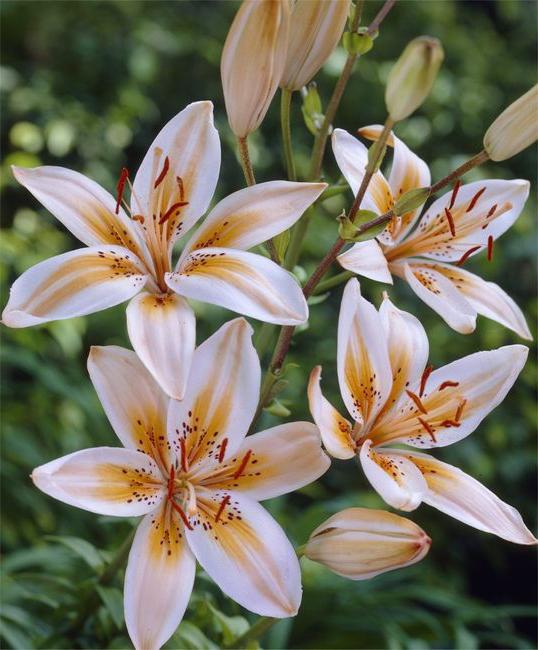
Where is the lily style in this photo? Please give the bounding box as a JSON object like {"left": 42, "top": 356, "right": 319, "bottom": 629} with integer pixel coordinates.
{"left": 308, "top": 279, "right": 536, "bottom": 545}
{"left": 2, "top": 101, "right": 326, "bottom": 399}
{"left": 332, "top": 125, "right": 532, "bottom": 339}
{"left": 32, "top": 318, "right": 330, "bottom": 650}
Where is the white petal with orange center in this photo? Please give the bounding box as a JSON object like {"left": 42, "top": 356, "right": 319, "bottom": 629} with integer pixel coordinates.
{"left": 337, "top": 279, "right": 392, "bottom": 426}
{"left": 168, "top": 248, "right": 308, "bottom": 325}
{"left": 167, "top": 318, "right": 260, "bottom": 469}
{"left": 180, "top": 180, "right": 326, "bottom": 260}
{"left": 125, "top": 501, "right": 196, "bottom": 650}
{"left": 2, "top": 246, "right": 147, "bottom": 327}
{"left": 186, "top": 490, "right": 301, "bottom": 617}
{"left": 131, "top": 101, "right": 220, "bottom": 245}
{"left": 32, "top": 447, "right": 164, "bottom": 516}
{"left": 337, "top": 240, "right": 393, "bottom": 283}
{"left": 87, "top": 346, "right": 171, "bottom": 472}
{"left": 359, "top": 440, "right": 427, "bottom": 512}
{"left": 383, "top": 345, "right": 528, "bottom": 450}
{"left": 127, "top": 291, "right": 196, "bottom": 400}
{"left": 11, "top": 165, "right": 150, "bottom": 262}
{"left": 307, "top": 366, "right": 356, "bottom": 459}
{"left": 405, "top": 451, "right": 537, "bottom": 545}
{"left": 331, "top": 129, "right": 393, "bottom": 215}
{"left": 197, "top": 421, "right": 330, "bottom": 500}
{"left": 425, "top": 262, "right": 532, "bottom": 340}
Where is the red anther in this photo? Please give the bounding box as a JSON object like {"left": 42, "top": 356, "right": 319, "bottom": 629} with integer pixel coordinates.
{"left": 176, "top": 176, "right": 185, "bottom": 201}
{"left": 444, "top": 207, "right": 456, "bottom": 237}
{"left": 167, "top": 464, "right": 175, "bottom": 499}
{"left": 154, "top": 156, "right": 170, "bottom": 189}
{"left": 180, "top": 438, "right": 188, "bottom": 473}
{"left": 132, "top": 214, "right": 145, "bottom": 224}
{"left": 456, "top": 245, "right": 481, "bottom": 267}
{"left": 233, "top": 450, "right": 252, "bottom": 479}
{"left": 486, "top": 203, "right": 497, "bottom": 219}
{"left": 170, "top": 500, "right": 193, "bottom": 530}
{"left": 419, "top": 365, "right": 433, "bottom": 397}
{"left": 218, "top": 437, "right": 228, "bottom": 464}
{"left": 406, "top": 390, "right": 428, "bottom": 414}
{"left": 449, "top": 180, "right": 461, "bottom": 210}
{"left": 455, "top": 399, "right": 467, "bottom": 422}
{"left": 417, "top": 417, "right": 437, "bottom": 442}
{"left": 115, "top": 167, "right": 129, "bottom": 215}
{"left": 438, "top": 380, "right": 459, "bottom": 391}
{"left": 466, "top": 186, "right": 486, "bottom": 212}
{"left": 440, "top": 419, "right": 461, "bottom": 428}
{"left": 215, "top": 494, "right": 231, "bottom": 523}
{"left": 487, "top": 235, "right": 494, "bottom": 261}
{"left": 158, "top": 201, "right": 189, "bottom": 225}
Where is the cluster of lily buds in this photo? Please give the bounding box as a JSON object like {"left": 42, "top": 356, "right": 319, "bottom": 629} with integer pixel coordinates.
{"left": 305, "top": 508, "right": 431, "bottom": 580}
{"left": 222, "top": 0, "right": 351, "bottom": 137}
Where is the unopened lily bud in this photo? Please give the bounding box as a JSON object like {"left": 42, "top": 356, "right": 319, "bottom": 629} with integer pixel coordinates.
{"left": 385, "top": 36, "right": 444, "bottom": 122}
{"left": 392, "top": 186, "right": 431, "bottom": 216}
{"left": 280, "top": 0, "right": 351, "bottom": 91}
{"left": 483, "top": 85, "right": 538, "bottom": 161}
{"left": 305, "top": 508, "right": 431, "bottom": 580}
{"left": 221, "top": 0, "right": 290, "bottom": 137}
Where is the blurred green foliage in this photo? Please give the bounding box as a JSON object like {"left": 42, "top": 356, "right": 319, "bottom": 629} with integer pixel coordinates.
{"left": 1, "top": 1, "right": 536, "bottom": 648}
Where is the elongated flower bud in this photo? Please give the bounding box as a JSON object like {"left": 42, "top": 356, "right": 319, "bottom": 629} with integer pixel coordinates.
{"left": 305, "top": 508, "right": 431, "bottom": 580}
{"left": 483, "top": 85, "right": 538, "bottom": 161}
{"left": 221, "top": 0, "right": 290, "bottom": 137}
{"left": 385, "top": 36, "right": 444, "bottom": 122}
{"left": 280, "top": 0, "right": 351, "bottom": 91}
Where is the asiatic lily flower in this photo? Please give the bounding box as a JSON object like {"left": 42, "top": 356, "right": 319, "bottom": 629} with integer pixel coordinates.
{"left": 332, "top": 125, "right": 532, "bottom": 339}
{"left": 308, "top": 279, "right": 536, "bottom": 545}
{"left": 32, "top": 318, "right": 330, "bottom": 650}
{"left": 2, "top": 101, "right": 326, "bottom": 399}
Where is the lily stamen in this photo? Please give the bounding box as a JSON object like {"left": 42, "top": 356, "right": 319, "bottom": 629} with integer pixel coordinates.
{"left": 438, "top": 380, "right": 459, "bottom": 391}
{"left": 215, "top": 494, "right": 231, "bottom": 522}
{"left": 444, "top": 207, "right": 456, "bottom": 237}
{"left": 233, "top": 450, "right": 252, "bottom": 479}
{"left": 169, "top": 499, "right": 193, "bottom": 530}
{"left": 417, "top": 417, "right": 437, "bottom": 442}
{"left": 218, "top": 437, "right": 228, "bottom": 463}
{"left": 466, "top": 186, "right": 486, "bottom": 212}
{"left": 159, "top": 201, "right": 190, "bottom": 225}
{"left": 455, "top": 399, "right": 467, "bottom": 422}
{"left": 180, "top": 438, "right": 189, "bottom": 472}
{"left": 456, "top": 245, "right": 481, "bottom": 267}
{"left": 419, "top": 365, "right": 433, "bottom": 397}
{"left": 487, "top": 235, "right": 494, "bottom": 261}
{"left": 406, "top": 389, "right": 428, "bottom": 414}
{"left": 115, "top": 167, "right": 129, "bottom": 215}
{"left": 449, "top": 179, "right": 461, "bottom": 210}
{"left": 154, "top": 156, "right": 170, "bottom": 189}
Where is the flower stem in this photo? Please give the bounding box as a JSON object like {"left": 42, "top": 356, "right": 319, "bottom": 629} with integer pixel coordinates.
{"left": 225, "top": 615, "right": 278, "bottom": 649}
{"left": 314, "top": 270, "right": 353, "bottom": 294}
{"left": 280, "top": 88, "right": 296, "bottom": 181}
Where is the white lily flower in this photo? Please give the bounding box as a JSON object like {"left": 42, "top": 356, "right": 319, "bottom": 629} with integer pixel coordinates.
{"left": 3, "top": 101, "right": 326, "bottom": 398}
{"left": 305, "top": 507, "right": 431, "bottom": 580}
{"left": 308, "top": 279, "right": 536, "bottom": 545}
{"left": 32, "top": 318, "right": 330, "bottom": 650}
{"left": 332, "top": 125, "right": 532, "bottom": 339}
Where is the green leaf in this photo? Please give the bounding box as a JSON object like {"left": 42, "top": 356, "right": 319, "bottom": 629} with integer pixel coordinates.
{"left": 272, "top": 230, "right": 290, "bottom": 264}
{"left": 96, "top": 585, "right": 124, "bottom": 629}
{"left": 166, "top": 621, "right": 219, "bottom": 650}
{"left": 206, "top": 602, "right": 249, "bottom": 645}
{"left": 45, "top": 536, "right": 105, "bottom": 572}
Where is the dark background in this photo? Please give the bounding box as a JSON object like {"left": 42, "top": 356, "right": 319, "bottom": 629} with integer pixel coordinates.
{"left": 1, "top": 1, "right": 536, "bottom": 648}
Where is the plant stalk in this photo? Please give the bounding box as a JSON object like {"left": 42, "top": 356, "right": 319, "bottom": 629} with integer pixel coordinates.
{"left": 280, "top": 88, "right": 296, "bottom": 181}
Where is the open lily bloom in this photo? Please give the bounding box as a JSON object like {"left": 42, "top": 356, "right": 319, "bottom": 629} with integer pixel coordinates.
{"left": 32, "top": 318, "right": 330, "bottom": 650}
{"left": 308, "top": 279, "right": 536, "bottom": 545}
{"left": 3, "top": 101, "right": 326, "bottom": 399}
{"left": 332, "top": 125, "right": 532, "bottom": 339}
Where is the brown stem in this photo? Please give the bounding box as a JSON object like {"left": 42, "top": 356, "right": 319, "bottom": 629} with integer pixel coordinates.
{"left": 367, "top": 0, "right": 397, "bottom": 36}
{"left": 236, "top": 136, "right": 256, "bottom": 186}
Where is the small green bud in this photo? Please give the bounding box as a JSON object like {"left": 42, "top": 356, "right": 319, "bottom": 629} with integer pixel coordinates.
{"left": 264, "top": 399, "right": 291, "bottom": 418}
{"left": 338, "top": 210, "right": 385, "bottom": 242}
{"left": 343, "top": 30, "right": 374, "bottom": 56}
{"left": 272, "top": 230, "right": 290, "bottom": 264}
{"left": 385, "top": 36, "right": 444, "bottom": 122}
{"left": 392, "top": 186, "right": 430, "bottom": 216}
{"left": 301, "top": 83, "right": 325, "bottom": 136}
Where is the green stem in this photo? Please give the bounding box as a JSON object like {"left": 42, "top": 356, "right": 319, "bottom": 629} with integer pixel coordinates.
{"left": 225, "top": 616, "right": 278, "bottom": 649}
{"left": 314, "top": 270, "right": 353, "bottom": 294}
{"left": 253, "top": 322, "right": 275, "bottom": 359}
{"left": 280, "top": 88, "right": 296, "bottom": 181}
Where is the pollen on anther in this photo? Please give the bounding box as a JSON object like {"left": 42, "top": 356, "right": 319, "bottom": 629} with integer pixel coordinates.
{"left": 466, "top": 186, "right": 486, "bottom": 212}
{"left": 215, "top": 494, "right": 231, "bottom": 523}
{"left": 487, "top": 235, "right": 494, "bottom": 261}
{"left": 406, "top": 390, "right": 428, "bottom": 414}
{"left": 218, "top": 437, "right": 228, "bottom": 464}
{"left": 154, "top": 156, "right": 170, "bottom": 188}
{"left": 233, "top": 450, "right": 252, "bottom": 479}
{"left": 449, "top": 180, "right": 461, "bottom": 210}
{"left": 419, "top": 365, "right": 433, "bottom": 397}
{"left": 456, "top": 245, "right": 481, "bottom": 267}
{"left": 444, "top": 207, "right": 456, "bottom": 237}
{"left": 438, "top": 380, "right": 459, "bottom": 391}
{"left": 417, "top": 417, "right": 437, "bottom": 442}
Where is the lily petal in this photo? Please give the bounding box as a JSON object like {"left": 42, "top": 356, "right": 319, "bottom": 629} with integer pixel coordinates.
{"left": 180, "top": 181, "right": 326, "bottom": 261}
{"left": 87, "top": 346, "right": 171, "bottom": 473}
{"left": 32, "top": 447, "right": 164, "bottom": 516}
{"left": 195, "top": 421, "right": 330, "bottom": 500}
{"left": 131, "top": 101, "right": 220, "bottom": 246}
{"left": 125, "top": 502, "right": 196, "bottom": 650}
{"left": 337, "top": 279, "right": 392, "bottom": 426}
{"left": 406, "top": 451, "right": 537, "bottom": 544}
{"left": 331, "top": 129, "right": 393, "bottom": 215}
{"left": 167, "top": 319, "right": 260, "bottom": 469}
{"left": 126, "top": 292, "right": 196, "bottom": 400}
{"left": 394, "top": 260, "right": 477, "bottom": 334}
{"left": 378, "top": 345, "right": 528, "bottom": 449}
{"left": 424, "top": 262, "right": 532, "bottom": 340}
{"left": 398, "top": 179, "right": 529, "bottom": 262}
{"left": 358, "top": 124, "right": 430, "bottom": 243}
{"left": 359, "top": 440, "right": 428, "bottom": 512}
{"left": 11, "top": 165, "right": 150, "bottom": 263}
{"left": 2, "top": 246, "right": 147, "bottom": 328}
{"left": 168, "top": 248, "right": 308, "bottom": 325}
{"left": 307, "top": 366, "right": 356, "bottom": 459}
{"left": 337, "top": 240, "right": 393, "bottom": 284}
{"left": 187, "top": 490, "right": 301, "bottom": 617}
